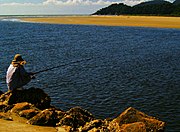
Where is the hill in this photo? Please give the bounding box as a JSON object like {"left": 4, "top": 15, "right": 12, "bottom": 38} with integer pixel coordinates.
{"left": 173, "top": 0, "right": 180, "bottom": 5}
{"left": 93, "top": 0, "right": 180, "bottom": 16}
{"left": 93, "top": 3, "right": 131, "bottom": 15}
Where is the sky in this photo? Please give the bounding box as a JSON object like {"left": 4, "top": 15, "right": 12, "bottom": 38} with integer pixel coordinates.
{"left": 0, "top": 0, "right": 175, "bottom": 15}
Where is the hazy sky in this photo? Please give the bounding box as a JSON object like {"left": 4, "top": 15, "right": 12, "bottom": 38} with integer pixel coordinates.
{"left": 0, "top": 0, "right": 174, "bottom": 15}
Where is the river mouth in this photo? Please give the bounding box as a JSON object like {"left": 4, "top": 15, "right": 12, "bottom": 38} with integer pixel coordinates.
{"left": 0, "top": 21, "right": 179, "bottom": 131}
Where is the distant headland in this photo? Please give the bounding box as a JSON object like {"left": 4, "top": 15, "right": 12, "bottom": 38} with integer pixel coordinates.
{"left": 92, "top": 0, "right": 180, "bottom": 16}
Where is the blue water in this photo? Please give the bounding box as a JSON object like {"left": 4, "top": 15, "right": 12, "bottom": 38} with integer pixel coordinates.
{"left": 0, "top": 20, "right": 179, "bottom": 131}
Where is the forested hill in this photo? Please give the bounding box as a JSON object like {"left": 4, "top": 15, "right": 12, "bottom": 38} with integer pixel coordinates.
{"left": 93, "top": 0, "right": 180, "bottom": 16}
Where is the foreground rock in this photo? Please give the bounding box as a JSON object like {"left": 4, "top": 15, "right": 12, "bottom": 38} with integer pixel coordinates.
{"left": 108, "top": 107, "right": 165, "bottom": 132}
{"left": 0, "top": 88, "right": 165, "bottom": 132}
{"left": 27, "top": 108, "right": 58, "bottom": 126}
{"left": 0, "top": 88, "right": 51, "bottom": 109}
{"left": 57, "top": 107, "right": 95, "bottom": 131}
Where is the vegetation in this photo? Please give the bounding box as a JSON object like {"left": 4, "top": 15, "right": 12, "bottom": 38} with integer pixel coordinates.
{"left": 92, "top": 0, "right": 180, "bottom": 16}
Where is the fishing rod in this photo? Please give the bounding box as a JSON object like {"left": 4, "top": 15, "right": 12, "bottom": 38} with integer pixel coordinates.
{"left": 0, "top": 57, "right": 92, "bottom": 81}
{"left": 33, "top": 57, "right": 92, "bottom": 75}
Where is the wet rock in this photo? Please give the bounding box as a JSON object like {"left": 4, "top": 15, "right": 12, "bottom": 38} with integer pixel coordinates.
{"left": 19, "top": 109, "right": 39, "bottom": 119}
{"left": 57, "top": 107, "right": 95, "bottom": 129}
{"left": 108, "top": 107, "right": 165, "bottom": 132}
{"left": 11, "top": 102, "right": 33, "bottom": 114}
{"left": 27, "top": 108, "right": 58, "bottom": 126}
{"left": 0, "top": 88, "right": 51, "bottom": 110}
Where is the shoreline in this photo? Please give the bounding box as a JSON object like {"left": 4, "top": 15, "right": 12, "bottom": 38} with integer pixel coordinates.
{"left": 0, "top": 88, "right": 165, "bottom": 132}
{"left": 21, "top": 15, "right": 180, "bottom": 29}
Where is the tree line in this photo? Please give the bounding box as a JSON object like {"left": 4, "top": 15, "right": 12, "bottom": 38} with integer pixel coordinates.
{"left": 92, "top": 0, "right": 180, "bottom": 16}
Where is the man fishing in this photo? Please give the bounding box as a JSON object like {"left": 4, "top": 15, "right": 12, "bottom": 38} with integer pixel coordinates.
{"left": 6, "top": 54, "right": 35, "bottom": 91}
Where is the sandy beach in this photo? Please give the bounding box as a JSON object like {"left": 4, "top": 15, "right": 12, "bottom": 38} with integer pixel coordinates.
{"left": 21, "top": 15, "right": 180, "bottom": 29}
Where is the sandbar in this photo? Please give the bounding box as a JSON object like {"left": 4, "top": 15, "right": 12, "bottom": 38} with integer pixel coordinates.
{"left": 21, "top": 15, "right": 180, "bottom": 29}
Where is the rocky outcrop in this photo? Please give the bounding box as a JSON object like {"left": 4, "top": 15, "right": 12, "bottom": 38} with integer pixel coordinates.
{"left": 0, "top": 88, "right": 165, "bottom": 132}
{"left": 79, "top": 119, "right": 109, "bottom": 132}
{"left": 0, "top": 88, "right": 51, "bottom": 109}
{"left": 0, "top": 112, "right": 13, "bottom": 121}
{"left": 108, "top": 107, "right": 165, "bottom": 132}
{"left": 19, "top": 109, "right": 39, "bottom": 119}
{"left": 11, "top": 102, "right": 34, "bottom": 114}
{"left": 57, "top": 107, "right": 95, "bottom": 131}
{"left": 27, "top": 108, "right": 58, "bottom": 126}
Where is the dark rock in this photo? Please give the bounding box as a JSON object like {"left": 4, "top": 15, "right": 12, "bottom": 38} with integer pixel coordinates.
{"left": 0, "top": 90, "right": 3, "bottom": 96}
{"left": 108, "top": 107, "right": 165, "bottom": 132}
{"left": 27, "top": 108, "right": 58, "bottom": 126}
{"left": 19, "top": 109, "right": 39, "bottom": 119}
{"left": 0, "top": 88, "right": 51, "bottom": 109}
{"left": 57, "top": 107, "right": 95, "bottom": 129}
{"left": 0, "top": 102, "right": 14, "bottom": 113}
{"left": 0, "top": 91, "right": 11, "bottom": 103}
{"left": 0, "top": 103, "right": 8, "bottom": 112}
{"left": 58, "top": 115, "right": 75, "bottom": 128}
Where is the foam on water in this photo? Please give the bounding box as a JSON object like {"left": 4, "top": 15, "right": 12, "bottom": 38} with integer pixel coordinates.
{"left": 1, "top": 18, "right": 23, "bottom": 22}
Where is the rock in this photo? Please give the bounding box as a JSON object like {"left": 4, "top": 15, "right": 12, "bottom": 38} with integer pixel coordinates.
{"left": 80, "top": 119, "right": 103, "bottom": 132}
{"left": 0, "top": 103, "right": 8, "bottom": 112}
{"left": 0, "top": 102, "right": 14, "bottom": 113}
{"left": 0, "top": 112, "right": 13, "bottom": 121}
{"left": 11, "top": 102, "right": 33, "bottom": 114}
{"left": 80, "top": 119, "right": 111, "bottom": 132}
{"left": 56, "top": 110, "right": 66, "bottom": 121}
{"left": 58, "top": 115, "right": 75, "bottom": 128}
{"left": 56, "top": 126, "right": 68, "bottom": 132}
{"left": 27, "top": 108, "right": 58, "bottom": 126}
{"left": 61, "top": 125, "right": 74, "bottom": 132}
{"left": 120, "top": 122, "right": 146, "bottom": 132}
{"left": 0, "top": 91, "right": 11, "bottom": 103}
{"left": 108, "top": 107, "right": 165, "bottom": 132}
{"left": 0, "top": 88, "right": 51, "bottom": 109}
{"left": 109, "top": 121, "right": 146, "bottom": 132}
{"left": 0, "top": 90, "right": 3, "bottom": 96}
{"left": 19, "top": 109, "right": 39, "bottom": 119}
{"left": 57, "top": 107, "right": 95, "bottom": 129}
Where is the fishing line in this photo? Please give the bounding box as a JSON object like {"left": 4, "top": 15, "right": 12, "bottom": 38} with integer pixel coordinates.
{"left": 33, "top": 57, "right": 92, "bottom": 75}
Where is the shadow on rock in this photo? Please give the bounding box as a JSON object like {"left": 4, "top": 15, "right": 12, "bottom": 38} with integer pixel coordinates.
{"left": 0, "top": 88, "right": 51, "bottom": 110}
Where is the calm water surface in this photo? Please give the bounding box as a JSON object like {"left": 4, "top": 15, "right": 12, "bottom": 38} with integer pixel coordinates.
{"left": 0, "top": 20, "right": 179, "bottom": 131}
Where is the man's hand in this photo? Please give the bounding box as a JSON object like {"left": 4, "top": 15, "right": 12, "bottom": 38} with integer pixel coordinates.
{"left": 31, "top": 75, "right": 36, "bottom": 79}
{"left": 29, "top": 72, "right": 36, "bottom": 79}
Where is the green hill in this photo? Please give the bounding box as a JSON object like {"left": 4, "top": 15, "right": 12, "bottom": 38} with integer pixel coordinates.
{"left": 93, "top": 0, "right": 180, "bottom": 16}
{"left": 173, "top": 0, "right": 180, "bottom": 5}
